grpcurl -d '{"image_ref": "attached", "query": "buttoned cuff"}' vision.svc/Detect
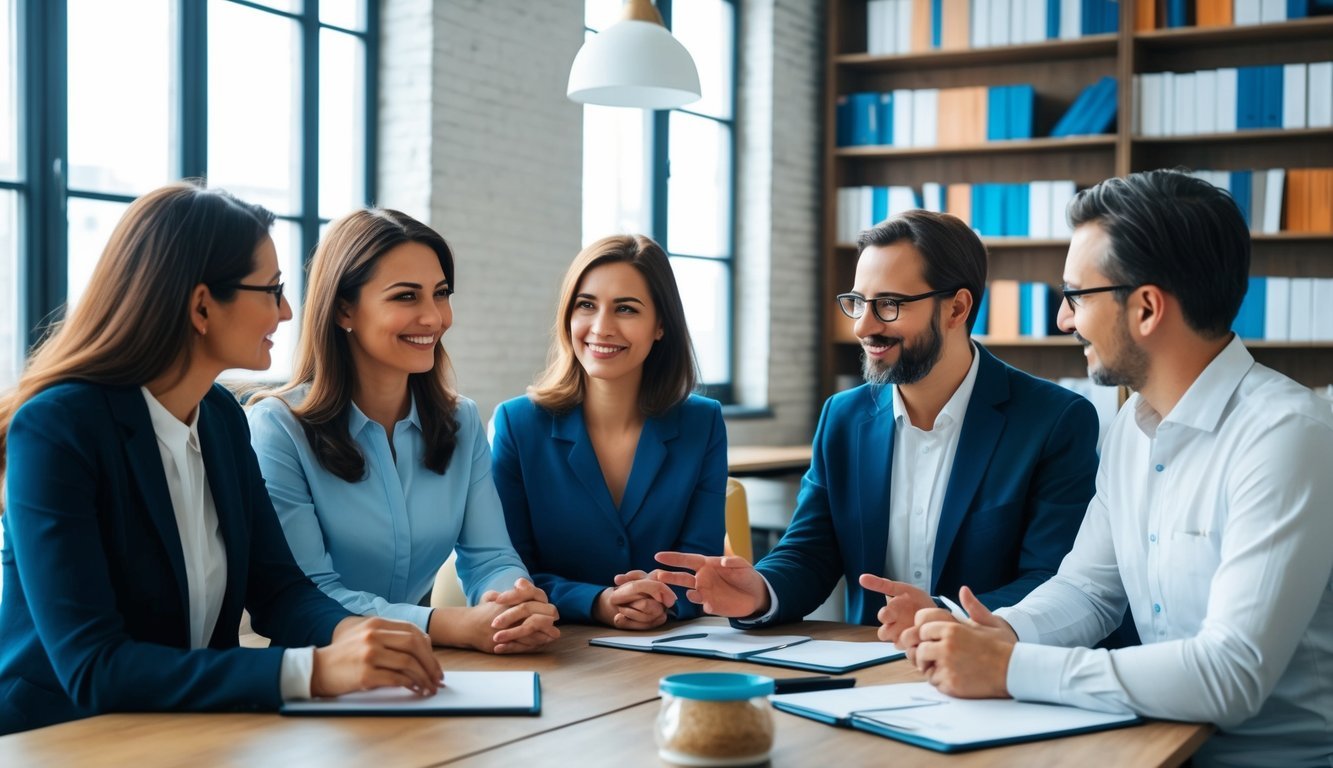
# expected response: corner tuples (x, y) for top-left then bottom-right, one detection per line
(1005, 642), (1072, 705)
(279, 647), (316, 701)
(733, 574), (781, 626)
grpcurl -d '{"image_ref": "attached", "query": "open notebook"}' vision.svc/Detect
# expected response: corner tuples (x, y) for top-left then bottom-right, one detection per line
(590, 625), (904, 674)
(281, 671), (540, 717)
(772, 682), (1140, 753)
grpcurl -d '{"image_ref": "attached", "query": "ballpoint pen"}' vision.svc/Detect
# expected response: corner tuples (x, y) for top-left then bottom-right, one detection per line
(772, 676), (858, 695)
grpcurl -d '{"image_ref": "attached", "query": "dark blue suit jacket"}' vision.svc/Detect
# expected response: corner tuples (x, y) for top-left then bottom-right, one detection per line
(752, 345), (1099, 627)
(0, 383), (351, 735)
(491, 394), (727, 623)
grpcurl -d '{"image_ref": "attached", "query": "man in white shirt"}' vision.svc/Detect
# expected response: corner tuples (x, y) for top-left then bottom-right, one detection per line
(899, 170), (1333, 767)
(655, 211), (1104, 642)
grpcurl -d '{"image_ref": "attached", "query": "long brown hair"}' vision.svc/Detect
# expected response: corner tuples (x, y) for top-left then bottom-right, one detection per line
(252, 209), (460, 482)
(0, 181), (275, 502)
(529, 234), (696, 416)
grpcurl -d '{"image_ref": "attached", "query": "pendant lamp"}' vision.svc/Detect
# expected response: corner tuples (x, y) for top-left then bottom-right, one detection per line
(567, 0), (702, 109)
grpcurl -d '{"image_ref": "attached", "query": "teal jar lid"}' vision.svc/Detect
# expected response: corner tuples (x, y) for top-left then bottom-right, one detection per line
(659, 672), (775, 701)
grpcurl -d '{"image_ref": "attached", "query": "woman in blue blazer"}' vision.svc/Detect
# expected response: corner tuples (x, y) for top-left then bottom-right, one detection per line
(492, 235), (727, 629)
(248, 209), (558, 654)
(0, 183), (440, 736)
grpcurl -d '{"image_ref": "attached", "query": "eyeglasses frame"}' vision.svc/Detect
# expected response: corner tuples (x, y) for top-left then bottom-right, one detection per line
(835, 286), (963, 323)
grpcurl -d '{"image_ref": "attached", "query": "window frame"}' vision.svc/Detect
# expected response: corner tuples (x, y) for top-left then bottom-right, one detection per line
(13, 0), (378, 353)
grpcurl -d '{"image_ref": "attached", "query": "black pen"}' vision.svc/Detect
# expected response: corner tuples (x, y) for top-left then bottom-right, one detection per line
(772, 676), (857, 695)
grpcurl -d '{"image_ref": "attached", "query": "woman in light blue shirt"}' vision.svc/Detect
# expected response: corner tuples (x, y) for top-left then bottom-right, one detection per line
(249, 209), (558, 654)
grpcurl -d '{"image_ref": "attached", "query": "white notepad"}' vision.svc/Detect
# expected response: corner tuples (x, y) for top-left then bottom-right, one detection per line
(590, 626), (904, 674)
(280, 670), (540, 716)
(773, 682), (1140, 752)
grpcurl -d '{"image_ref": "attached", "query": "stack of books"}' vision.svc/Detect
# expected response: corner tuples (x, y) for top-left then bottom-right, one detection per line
(1137, 0), (1326, 30)
(836, 84), (1035, 148)
(865, 0), (1119, 54)
(1135, 61), (1333, 136)
(1234, 276), (1333, 341)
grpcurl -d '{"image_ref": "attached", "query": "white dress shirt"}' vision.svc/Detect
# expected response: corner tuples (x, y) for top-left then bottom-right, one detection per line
(885, 347), (979, 590)
(997, 338), (1333, 767)
(141, 389), (314, 700)
(746, 345), (981, 622)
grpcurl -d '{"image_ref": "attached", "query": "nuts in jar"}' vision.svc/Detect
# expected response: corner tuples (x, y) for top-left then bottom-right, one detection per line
(656, 673), (775, 766)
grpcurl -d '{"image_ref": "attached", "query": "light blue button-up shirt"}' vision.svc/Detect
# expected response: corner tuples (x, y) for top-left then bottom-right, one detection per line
(248, 388), (530, 631)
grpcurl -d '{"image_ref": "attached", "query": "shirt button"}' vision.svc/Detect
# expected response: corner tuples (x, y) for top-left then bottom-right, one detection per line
(1153, 603), (1161, 614)
(1149, 533), (1157, 543)
(914, 570), (922, 579)
(1155, 464), (1165, 472)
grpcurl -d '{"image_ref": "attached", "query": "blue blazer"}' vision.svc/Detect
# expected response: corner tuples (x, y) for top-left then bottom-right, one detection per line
(491, 394), (727, 623)
(752, 345), (1099, 627)
(0, 383), (350, 735)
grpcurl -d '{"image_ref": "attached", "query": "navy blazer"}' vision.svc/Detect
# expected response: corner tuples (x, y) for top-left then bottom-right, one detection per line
(491, 394), (727, 623)
(752, 345), (1099, 627)
(0, 383), (350, 735)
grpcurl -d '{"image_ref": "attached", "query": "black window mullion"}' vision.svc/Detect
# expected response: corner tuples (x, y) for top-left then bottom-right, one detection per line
(362, 0), (378, 209)
(299, 0), (319, 271)
(24, 0), (67, 347)
(179, 0), (207, 179)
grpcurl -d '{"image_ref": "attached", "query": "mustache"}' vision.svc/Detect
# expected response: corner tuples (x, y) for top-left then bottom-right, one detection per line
(1072, 332), (1090, 347)
(861, 335), (901, 347)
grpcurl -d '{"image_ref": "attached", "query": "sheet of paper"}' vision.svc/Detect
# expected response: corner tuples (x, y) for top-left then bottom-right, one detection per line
(773, 682), (942, 720)
(750, 639), (904, 668)
(591, 626), (807, 655)
(281, 671), (537, 714)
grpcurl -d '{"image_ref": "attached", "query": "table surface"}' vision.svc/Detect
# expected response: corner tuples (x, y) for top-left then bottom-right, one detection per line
(726, 445), (812, 475)
(0, 619), (1211, 768)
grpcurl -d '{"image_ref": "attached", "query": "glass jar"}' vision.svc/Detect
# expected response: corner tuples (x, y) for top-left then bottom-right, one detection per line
(656, 672), (776, 766)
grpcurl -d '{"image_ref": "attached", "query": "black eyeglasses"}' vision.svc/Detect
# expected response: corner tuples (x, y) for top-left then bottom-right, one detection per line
(230, 282), (286, 307)
(836, 287), (961, 323)
(1061, 284), (1134, 311)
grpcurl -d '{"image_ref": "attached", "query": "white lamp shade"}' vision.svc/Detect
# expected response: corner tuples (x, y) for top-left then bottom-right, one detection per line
(567, 20), (702, 109)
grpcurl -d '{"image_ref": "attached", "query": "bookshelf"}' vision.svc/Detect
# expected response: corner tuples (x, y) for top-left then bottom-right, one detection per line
(821, 3), (1333, 399)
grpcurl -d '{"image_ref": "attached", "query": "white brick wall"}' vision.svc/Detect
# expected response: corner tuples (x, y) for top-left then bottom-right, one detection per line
(728, 0), (824, 445)
(379, 0), (825, 443)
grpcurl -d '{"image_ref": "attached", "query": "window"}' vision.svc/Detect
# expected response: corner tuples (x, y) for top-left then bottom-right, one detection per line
(2, 0), (377, 388)
(1, 0), (20, 386)
(581, 0), (737, 401)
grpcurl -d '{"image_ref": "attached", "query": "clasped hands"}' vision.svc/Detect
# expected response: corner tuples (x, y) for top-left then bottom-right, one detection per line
(429, 577), (560, 655)
(594, 570), (678, 629)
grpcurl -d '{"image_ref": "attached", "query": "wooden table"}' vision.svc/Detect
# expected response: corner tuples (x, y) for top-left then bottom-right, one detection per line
(0, 619), (1210, 767)
(726, 445), (812, 476)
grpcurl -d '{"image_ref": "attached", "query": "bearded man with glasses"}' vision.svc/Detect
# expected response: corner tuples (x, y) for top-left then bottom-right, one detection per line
(655, 210), (1109, 647)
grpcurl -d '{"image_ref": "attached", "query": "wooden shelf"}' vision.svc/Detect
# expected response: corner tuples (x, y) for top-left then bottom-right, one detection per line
(836, 35), (1118, 71)
(1133, 127), (1333, 145)
(1243, 341), (1333, 349)
(1134, 16), (1333, 50)
(837, 238), (1072, 251)
(836, 135), (1115, 159)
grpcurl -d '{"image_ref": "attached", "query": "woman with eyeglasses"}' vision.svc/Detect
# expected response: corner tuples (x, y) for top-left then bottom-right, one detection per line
(0, 182), (441, 736)
(490, 235), (726, 629)
(247, 209), (558, 654)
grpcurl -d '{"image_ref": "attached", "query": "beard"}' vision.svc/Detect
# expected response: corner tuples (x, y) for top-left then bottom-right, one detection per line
(861, 311), (944, 386)
(1077, 311), (1148, 390)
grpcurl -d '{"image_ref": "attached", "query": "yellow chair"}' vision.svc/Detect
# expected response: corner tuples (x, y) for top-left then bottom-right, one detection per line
(431, 551), (468, 609)
(723, 477), (753, 563)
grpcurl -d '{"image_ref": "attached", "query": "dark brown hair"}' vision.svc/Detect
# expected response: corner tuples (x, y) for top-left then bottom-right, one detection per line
(529, 234), (697, 415)
(253, 209), (460, 482)
(857, 209), (989, 331)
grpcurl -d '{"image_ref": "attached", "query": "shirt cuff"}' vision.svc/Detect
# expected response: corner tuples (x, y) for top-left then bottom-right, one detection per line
(279, 647), (316, 701)
(379, 602), (435, 633)
(995, 606), (1041, 643)
(1005, 642), (1071, 705)
(733, 574), (781, 626)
